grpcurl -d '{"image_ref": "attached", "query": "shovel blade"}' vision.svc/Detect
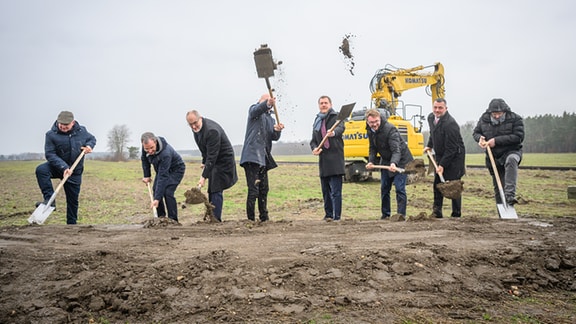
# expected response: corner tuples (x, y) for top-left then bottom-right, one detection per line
(28, 204), (55, 224)
(497, 203), (518, 220)
(337, 102), (356, 121)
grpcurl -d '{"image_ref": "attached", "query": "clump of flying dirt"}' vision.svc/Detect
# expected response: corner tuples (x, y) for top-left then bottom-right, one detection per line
(184, 188), (217, 222)
(405, 159), (427, 184)
(339, 34), (356, 76)
(405, 159), (425, 174)
(437, 179), (464, 199)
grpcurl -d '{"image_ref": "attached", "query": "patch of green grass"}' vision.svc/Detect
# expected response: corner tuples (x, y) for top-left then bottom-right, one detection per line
(466, 152), (576, 167)
(1, 153), (575, 226)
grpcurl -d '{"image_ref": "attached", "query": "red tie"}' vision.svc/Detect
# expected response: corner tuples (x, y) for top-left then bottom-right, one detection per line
(321, 119), (330, 149)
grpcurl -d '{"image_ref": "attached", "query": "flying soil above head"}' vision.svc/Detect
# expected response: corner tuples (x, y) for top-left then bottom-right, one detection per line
(339, 34), (356, 76)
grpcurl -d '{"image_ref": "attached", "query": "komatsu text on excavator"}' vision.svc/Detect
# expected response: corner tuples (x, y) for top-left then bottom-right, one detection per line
(343, 62), (445, 181)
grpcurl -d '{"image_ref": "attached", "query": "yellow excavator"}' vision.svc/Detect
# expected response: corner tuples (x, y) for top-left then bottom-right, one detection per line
(343, 62), (445, 181)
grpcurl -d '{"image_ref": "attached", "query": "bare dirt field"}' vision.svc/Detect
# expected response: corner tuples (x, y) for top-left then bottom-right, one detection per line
(1, 213), (575, 323)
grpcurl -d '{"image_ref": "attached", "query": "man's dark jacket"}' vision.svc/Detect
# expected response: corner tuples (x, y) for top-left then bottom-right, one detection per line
(426, 111), (465, 180)
(366, 116), (414, 173)
(240, 101), (281, 170)
(309, 108), (345, 177)
(141, 137), (186, 201)
(472, 106), (524, 166)
(45, 120), (97, 180)
(193, 118), (238, 193)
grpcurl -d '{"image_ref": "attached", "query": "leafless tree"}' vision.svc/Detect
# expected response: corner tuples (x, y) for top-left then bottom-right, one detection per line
(107, 125), (131, 161)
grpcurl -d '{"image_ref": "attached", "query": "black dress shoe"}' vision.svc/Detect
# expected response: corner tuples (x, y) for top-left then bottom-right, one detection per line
(35, 200), (56, 209)
(506, 198), (519, 206)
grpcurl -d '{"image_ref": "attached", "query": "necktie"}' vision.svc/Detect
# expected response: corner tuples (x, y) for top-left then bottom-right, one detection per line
(434, 117), (439, 125)
(321, 119), (330, 149)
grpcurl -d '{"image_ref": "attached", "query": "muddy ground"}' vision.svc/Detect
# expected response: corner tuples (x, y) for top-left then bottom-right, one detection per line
(1, 215), (575, 323)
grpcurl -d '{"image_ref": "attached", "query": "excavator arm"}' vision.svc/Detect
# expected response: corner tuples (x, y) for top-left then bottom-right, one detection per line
(369, 62), (445, 115)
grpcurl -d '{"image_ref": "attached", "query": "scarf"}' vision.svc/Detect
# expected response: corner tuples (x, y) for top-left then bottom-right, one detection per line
(490, 112), (506, 125)
(313, 110), (331, 131)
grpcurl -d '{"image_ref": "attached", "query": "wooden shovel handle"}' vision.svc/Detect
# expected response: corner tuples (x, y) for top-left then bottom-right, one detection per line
(52, 150), (86, 197)
(146, 182), (158, 217)
(315, 120), (342, 151)
(425, 150), (445, 182)
(265, 78), (280, 124)
(486, 146), (506, 199)
(370, 165), (405, 173)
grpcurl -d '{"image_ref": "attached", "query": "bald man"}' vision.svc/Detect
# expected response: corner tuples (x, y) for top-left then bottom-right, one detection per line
(239, 94), (285, 222)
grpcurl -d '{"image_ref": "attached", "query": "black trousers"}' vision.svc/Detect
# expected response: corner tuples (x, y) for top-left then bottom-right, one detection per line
(242, 163), (269, 221)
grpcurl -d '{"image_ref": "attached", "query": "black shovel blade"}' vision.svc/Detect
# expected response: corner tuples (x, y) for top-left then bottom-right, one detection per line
(337, 102), (356, 121)
(497, 203), (518, 219)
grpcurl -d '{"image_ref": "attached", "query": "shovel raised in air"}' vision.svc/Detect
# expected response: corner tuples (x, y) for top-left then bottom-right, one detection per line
(486, 145), (518, 219)
(315, 102), (356, 151)
(253, 44), (282, 123)
(28, 150), (86, 225)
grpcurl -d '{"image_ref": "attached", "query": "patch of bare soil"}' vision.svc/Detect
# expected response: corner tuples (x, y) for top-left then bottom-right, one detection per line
(1, 215), (575, 323)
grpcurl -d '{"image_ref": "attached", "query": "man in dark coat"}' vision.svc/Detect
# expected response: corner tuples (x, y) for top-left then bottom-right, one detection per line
(141, 132), (186, 222)
(364, 109), (414, 219)
(473, 98), (524, 205)
(310, 95), (346, 221)
(186, 110), (238, 222)
(239, 94), (284, 222)
(35, 110), (97, 224)
(424, 98), (466, 218)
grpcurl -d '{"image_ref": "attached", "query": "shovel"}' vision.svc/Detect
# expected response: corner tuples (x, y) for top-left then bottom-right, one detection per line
(370, 165), (406, 173)
(28, 150), (86, 224)
(425, 150), (463, 200)
(371, 159), (426, 174)
(315, 102), (356, 151)
(146, 182), (158, 218)
(486, 145), (518, 219)
(254, 44), (282, 123)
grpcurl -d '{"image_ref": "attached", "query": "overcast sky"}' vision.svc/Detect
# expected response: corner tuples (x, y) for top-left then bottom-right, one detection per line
(1, 0), (575, 155)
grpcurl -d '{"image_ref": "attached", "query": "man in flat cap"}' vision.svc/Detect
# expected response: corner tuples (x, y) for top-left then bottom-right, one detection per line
(35, 110), (97, 224)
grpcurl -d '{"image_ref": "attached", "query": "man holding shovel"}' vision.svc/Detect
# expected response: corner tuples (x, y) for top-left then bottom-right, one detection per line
(186, 110), (238, 222)
(141, 132), (186, 223)
(35, 111), (96, 224)
(240, 93), (284, 222)
(473, 98), (524, 206)
(424, 98), (466, 218)
(364, 109), (414, 220)
(310, 95), (346, 222)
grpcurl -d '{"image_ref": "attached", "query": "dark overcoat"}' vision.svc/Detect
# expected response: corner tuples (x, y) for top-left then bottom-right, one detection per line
(193, 118), (238, 193)
(309, 108), (346, 177)
(426, 111), (465, 180)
